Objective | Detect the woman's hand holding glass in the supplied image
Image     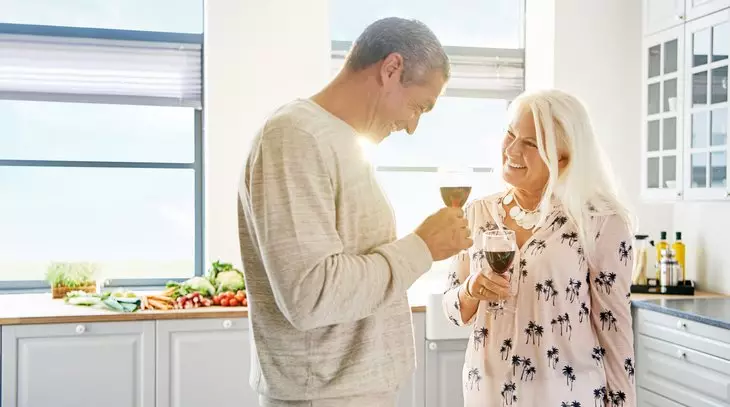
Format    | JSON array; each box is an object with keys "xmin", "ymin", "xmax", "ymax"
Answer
[{"xmin": 465, "ymin": 269, "xmax": 511, "ymax": 302}]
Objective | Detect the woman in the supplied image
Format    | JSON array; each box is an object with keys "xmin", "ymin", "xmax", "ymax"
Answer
[{"xmin": 442, "ymin": 89, "xmax": 636, "ymax": 407}]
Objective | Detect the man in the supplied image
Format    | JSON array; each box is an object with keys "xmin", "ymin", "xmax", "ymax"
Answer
[{"xmin": 237, "ymin": 17, "xmax": 472, "ymax": 407}]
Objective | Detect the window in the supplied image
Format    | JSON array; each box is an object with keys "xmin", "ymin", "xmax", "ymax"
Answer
[
  {"xmin": 0, "ymin": 0, "xmax": 203, "ymax": 33},
  {"xmin": 330, "ymin": 2, "xmax": 525, "ymax": 272},
  {"xmin": 330, "ymin": 0, "xmax": 523, "ymax": 49},
  {"xmin": 370, "ymin": 97, "xmax": 510, "ymax": 239},
  {"xmin": 0, "ymin": 4, "xmax": 203, "ymax": 289}
]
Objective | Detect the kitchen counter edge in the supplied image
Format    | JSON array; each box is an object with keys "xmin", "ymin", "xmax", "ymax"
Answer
[
  {"xmin": 0, "ymin": 293, "xmax": 428, "ymax": 325},
  {"xmin": 0, "ymin": 291, "xmax": 725, "ymax": 326},
  {"xmin": 631, "ymin": 296, "xmax": 730, "ymax": 330}
]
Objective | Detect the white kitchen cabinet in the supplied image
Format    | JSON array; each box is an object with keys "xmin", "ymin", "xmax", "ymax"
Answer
[
  {"xmin": 682, "ymin": 9, "xmax": 730, "ymax": 200},
  {"xmin": 641, "ymin": 5, "xmax": 730, "ymax": 202},
  {"xmin": 424, "ymin": 338, "xmax": 468, "ymax": 407},
  {"xmin": 0, "ymin": 313, "xmax": 430, "ymax": 407},
  {"xmin": 638, "ymin": 387, "xmax": 687, "ymax": 407},
  {"xmin": 643, "ymin": 0, "xmax": 686, "ymax": 35},
  {"xmin": 686, "ymin": 0, "xmax": 730, "ymax": 21},
  {"xmin": 156, "ymin": 317, "xmax": 259, "ymax": 407},
  {"xmin": 642, "ymin": 26, "xmax": 686, "ymax": 201},
  {"xmin": 1, "ymin": 321, "xmax": 155, "ymax": 407},
  {"xmin": 634, "ymin": 308, "xmax": 730, "ymax": 406},
  {"xmin": 397, "ymin": 312, "xmax": 426, "ymax": 407}
]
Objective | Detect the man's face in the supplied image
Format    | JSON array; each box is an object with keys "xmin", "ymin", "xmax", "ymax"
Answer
[{"xmin": 367, "ymin": 53, "xmax": 446, "ymax": 143}]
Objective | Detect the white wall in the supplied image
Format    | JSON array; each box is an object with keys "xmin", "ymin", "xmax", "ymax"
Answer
[
  {"xmin": 525, "ymin": 0, "xmax": 674, "ymax": 254},
  {"xmin": 673, "ymin": 203, "xmax": 730, "ymax": 293},
  {"xmin": 524, "ymin": 0, "xmax": 555, "ymax": 91},
  {"xmin": 203, "ymin": 0, "xmax": 331, "ymax": 269}
]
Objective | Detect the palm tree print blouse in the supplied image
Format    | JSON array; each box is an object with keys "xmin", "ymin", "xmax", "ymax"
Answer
[{"xmin": 442, "ymin": 194, "xmax": 636, "ymax": 407}]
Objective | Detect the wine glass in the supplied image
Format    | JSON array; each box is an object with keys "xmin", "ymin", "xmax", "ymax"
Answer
[
  {"xmin": 482, "ymin": 229, "xmax": 517, "ymax": 313},
  {"xmin": 438, "ymin": 167, "xmax": 473, "ymax": 208}
]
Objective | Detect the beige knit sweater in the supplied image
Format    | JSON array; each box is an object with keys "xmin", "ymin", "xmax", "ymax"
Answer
[{"xmin": 237, "ymin": 98, "xmax": 433, "ymax": 401}]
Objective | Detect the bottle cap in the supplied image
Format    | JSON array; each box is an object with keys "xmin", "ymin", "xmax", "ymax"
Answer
[
  {"xmin": 676, "ymin": 231, "xmax": 682, "ymax": 240},
  {"xmin": 660, "ymin": 231, "xmax": 667, "ymax": 240}
]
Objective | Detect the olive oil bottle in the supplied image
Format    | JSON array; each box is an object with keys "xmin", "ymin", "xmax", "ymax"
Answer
[
  {"xmin": 655, "ymin": 231, "xmax": 668, "ymax": 280},
  {"xmin": 673, "ymin": 231, "xmax": 686, "ymax": 283}
]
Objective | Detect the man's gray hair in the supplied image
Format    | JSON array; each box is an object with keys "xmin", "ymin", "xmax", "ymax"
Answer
[{"xmin": 345, "ymin": 17, "xmax": 450, "ymax": 84}]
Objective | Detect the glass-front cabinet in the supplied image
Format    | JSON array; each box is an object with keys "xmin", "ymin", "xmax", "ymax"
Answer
[
  {"xmin": 641, "ymin": 6, "xmax": 730, "ymax": 201},
  {"xmin": 642, "ymin": 27, "xmax": 685, "ymax": 201},
  {"xmin": 684, "ymin": 10, "xmax": 730, "ymax": 199},
  {"xmin": 686, "ymin": 0, "xmax": 730, "ymax": 21}
]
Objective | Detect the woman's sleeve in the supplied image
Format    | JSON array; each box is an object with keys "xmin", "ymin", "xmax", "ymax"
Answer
[
  {"xmin": 588, "ymin": 214, "xmax": 637, "ymax": 406},
  {"xmin": 441, "ymin": 204, "xmax": 477, "ymax": 326}
]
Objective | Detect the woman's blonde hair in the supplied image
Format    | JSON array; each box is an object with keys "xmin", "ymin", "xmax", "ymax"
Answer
[{"xmin": 507, "ymin": 89, "xmax": 634, "ymax": 265}]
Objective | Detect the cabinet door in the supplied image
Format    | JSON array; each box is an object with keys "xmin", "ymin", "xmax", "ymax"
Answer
[
  {"xmin": 424, "ymin": 339, "xmax": 467, "ymax": 407},
  {"xmin": 637, "ymin": 386, "xmax": 687, "ymax": 407},
  {"xmin": 683, "ymin": 9, "xmax": 730, "ymax": 200},
  {"xmin": 1, "ymin": 321, "xmax": 155, "ymax": 407},
  {"xmin": 686, "ymin": 0, "xmax": 730, "ymax": 22},
  {"xmin": 643, "ymin": 0, "xmax": 686, "ymax": 35},
  {"xmin": 637, "ymin": 334, "xmax": 730, "ymax": 405},
  {"xmin": 156, "ymin": 317, "xmax": 258, "ymax": 407},
  {"xmin": 397, "ymin": 312, "xmax": 425, "ymax": 407},
  {"xmin": 642, "ymin": 26, "xmax": 686, "ymax": 201}
]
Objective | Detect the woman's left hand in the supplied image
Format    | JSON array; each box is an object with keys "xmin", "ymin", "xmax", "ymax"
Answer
[{"xmin": 466, "ymin": 270, "xmax": 511, "ymax": 301}]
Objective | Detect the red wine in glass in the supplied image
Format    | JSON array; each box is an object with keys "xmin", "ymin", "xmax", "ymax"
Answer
[
  {"xmin": 482, "ymin": 229, "xmax": 517, "ymax": 313},
  {"xmin": 440, "ymin": 186, "xmax": 472, "ymax": 208},
  {"xmin": 486, "ymin": 250, "xmax": 515, "ymax": 274}
]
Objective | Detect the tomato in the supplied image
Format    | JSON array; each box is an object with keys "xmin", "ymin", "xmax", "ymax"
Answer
[
  {"xmin": 242, "ymin": 298, "xmax": 248, "ymax": 307},
  {"xmin": 236, "ymin": 290, "xmax": 244, "ymax": 297},
  {"xmin": 220, "ymin": 298, "xmax": 229, "ymax": 307},
  {"xmin": 229, "ymin": 298, "xmax": 239, "ymax": 307},
  {"xmin": 213, "ymin": 296, "xmax": 221, "ymax": 305},
  {"xmin": 234, "ymin": 293, "xmax": 245, "ymax": 303}
]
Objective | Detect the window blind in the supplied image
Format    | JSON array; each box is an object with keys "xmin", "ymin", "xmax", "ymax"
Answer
[
  {"xmin": 0, "ymin": 29, "xmax": 202, "ymax": 108},
  {"xmin": 331, "ymin": 40, "xmax": 524, "ymax": 100}
]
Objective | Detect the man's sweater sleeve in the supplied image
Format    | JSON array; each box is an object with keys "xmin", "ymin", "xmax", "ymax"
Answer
[{"xmin": 241, "ymin": 125, "xmax": 433, "ymax": 331}]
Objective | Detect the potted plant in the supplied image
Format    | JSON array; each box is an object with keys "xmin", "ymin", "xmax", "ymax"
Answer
[{"xmin": 45, "ymin": 262, "xmax": 98, "ymax": 299}]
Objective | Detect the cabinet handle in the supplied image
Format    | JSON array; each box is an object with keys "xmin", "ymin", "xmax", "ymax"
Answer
[
  {"xmin": 675, "ymin": 14, "xmax": 685, "ymax": 20},
  {"xmin": 222, "ymin": 319, "xmax": 232, "ymax": 329},
  {"xmin": 428, "ymin": 342, "xmax": 438, "ymax": 351},
  {"xmin": 75, "ymin": 325, "xmax": 86, "ymax": 334},
  {"xmin": 676, "ymin": 349, "xmax": 686, "ymax": 359},
  {"xmin": 676, "ymin": 191, "xmax": 682, "ymax": 197},
  {"xmin": 676, "ymin": 320, "xmax": 687, "ymax": 330}
]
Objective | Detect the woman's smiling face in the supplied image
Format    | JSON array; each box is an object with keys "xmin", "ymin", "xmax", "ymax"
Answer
[
  {"xmin": 501, "ymin": 108, "xmax": 549, "ymax": 193},
  {"xmin": 501, "ymin": 107, "xmax": 569, "ymax": 194}
]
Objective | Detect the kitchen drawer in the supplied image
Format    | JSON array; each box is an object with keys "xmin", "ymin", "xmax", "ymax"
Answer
[
  {"xmin": 2, "ymin": 321, "xmax": 155, "ymax": 407},
  {"xmin": 638, "ymin": 386, "xmax": 687, "ymax": 407},
  {"xmin": 637, "ymin": 308, "xmax": 730, "ymax": 361},
  {"xmin": 637, "ymin": 334, "xmax": 730, "ymax": 406}
]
